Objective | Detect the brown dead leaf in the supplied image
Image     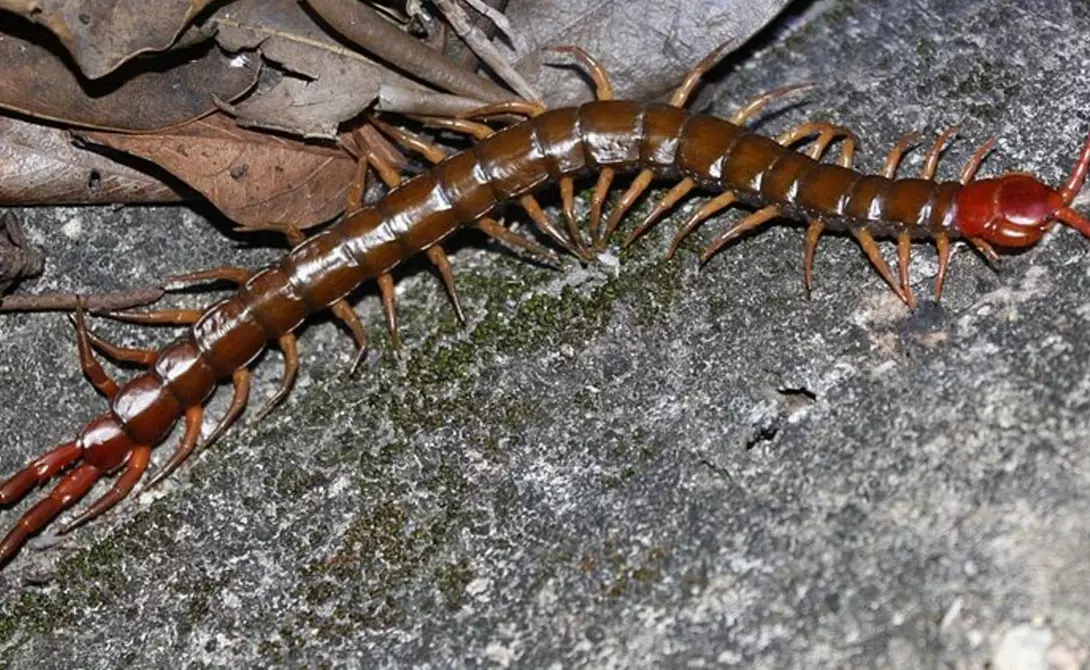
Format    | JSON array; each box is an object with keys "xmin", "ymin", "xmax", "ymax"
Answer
[
  {"xmin": 0, "ymin": 213, "xmax": 43, "ymax": 295},
  {"xmin": 0, "ymin": 116, "xmax": 183, "ymax": 204},
  {"xmin": 304, "ymin": 0, "xmax": 511, "ymax": 103},
  {"xmin": 78, "ymin": 112, "xmax": 358, "ymax": 229},
  {"xmin": 0, "ymin": 0, "xmax": 217, "ymax": 79},
  {"xmin": 205, "ymin": 0, "xmax": 463, "ymax": 139},
  {"xmin": 0, "ymin": 26, "xmax": 259, "ymax": 131}
]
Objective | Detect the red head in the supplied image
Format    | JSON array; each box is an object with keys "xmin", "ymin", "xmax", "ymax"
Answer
[{"xmin": 954, "ymin": 132, "xmax": 1090, "ymax": 248}]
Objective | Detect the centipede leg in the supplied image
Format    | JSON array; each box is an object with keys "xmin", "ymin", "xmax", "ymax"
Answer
[
  {"xmin": 457, "ymin": 99, "xmax": 547, "ymax": 119},
  {"xmin": 163, "ymin": 267, "xmax": 252, "ymax": 288},
  {"xmin": 599, "ymin": 43, "xmax": 747, "ymax": 249},
  {"xmin": 330, "ymin": 300, "xmax": 370, "ymax": 374},
  {"xmin": 0, "ymin": 463, "xmax": 100, "ymax": 563},
  {"xmin": 408, "ymin": 115, "xmax": 494, "ymax": 141},
  {"xmin": 777, "ymin": 122, "xmax": 858, "ymax": 163},
  {"xmin": 669, "ymin": 40, "xmax": 739, "ymax": 107},
  {"xmin": 426, "ymin": 246, "xmax": 465, "ymax": 324},
  {"xmin": 589, "ymin": 168, "xmax": 614, "ymax": 250},
  {"xmin": 559, "ymin": 177, "xmax": 583, "ymax": 247},
  {"xmin": 551, "ymin": 46, "xmax": 614, "ymax": 101},
  {"xmin": 549, "ymin": 46, "xmax": 621, "ymax": 252},
  {"xmin": 99, "ymin": 308, "xmax": 202, "ymax": 326},
  {"xmin": 74, "ymin": 302, "xmax": 120, "ymax": 399},
  {"xmin": 853, "ymin": 227, "xmax": 913, "ymax": 306},
  {"xmin": 59, "ymin": 445, "xmax": 151, "ymax": 533},
  {"xmin": 624, "ymin": 178, "xmax": 696, "ymax": 248},
  {"xmin": 731, "ymin": 83, "xmax": 817, "ymax": 126},
  {"xmin": 204, "ymin": 368, "xmax": 251, "ymax": 448},
  {"xmin": 920, "ymin": 127, "xmax": 965, "ymax": 301},
  {"xmin": 922, "ymin": 126, "xmax": 959, "ymax": 179},
  {"xmin": 519, "ymin": 194, "xmax": 588, "ymax": 259},
  {"xmin": 377, "ymin": 272, "xmax": 401, "ymax": 350},
  {"xmin": 967, "ymin": 236, "xmax": 1002, "ymax": 265},
  {"xmin": 897, "ymin": 232, "xmax": 914, "ymax": 305},
  {"xmin": 474, "ymin": 217, "xmax": 561, "ymax": 267},
  {"xmin": 882, "ymin": 133, "xmax": 923, "ymax": 178},
  {"xmin": 803, "ymin": 219, "xmax": 825, "ymax": 293},
  {"xmin": 143, "ymin": 405, "xmax": 203, "ymax": 491},
  {"xmin": 68, "ymin": 315, "xmax": 158, "ymax": 366},
  {"xmin": 601, "ymin": 167, "xmax": 655, "ymax": 247},
  {"xmin": 934, "ymin": 232, "xmax": 952, "ymax": 301},
  {"xmin": 370, "ymin": 116, "xmax": 448, "ymax": 164},
  {"xmin": 254, "ymin": 334, "xmax": 300, "ymax": 422},
  {"xmin": 0, "ymin": 440, "xmax": 82, "ymax": 505},
  {"xmin": 701, "ymin": 206, "xmax": 782, "ymax": 263},
  {"xmin": 880, "ymin": 134, "xmax": 925, "ymax": 304},
  {"xmin": 960, "ymin": 138, "xmax": 997, "ymax": 184},
  {"xmin": 668, "ymin": 191, "xmax": 738, "ymax": 258}
]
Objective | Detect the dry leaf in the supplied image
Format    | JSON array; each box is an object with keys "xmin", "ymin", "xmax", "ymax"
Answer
[
  {"xmin": 0, "ymin": 26, "xmax": 259, "ymax": 131},
  {"xmin": 206, "ymin": 0, "xmax": 433, "ymax": 139},
  {"xmin": 503, "ymin": 0, "xmax": 793, "ymax": 106},
  {"xmin": 305, "ymin": 0, "xmax": 510, "ymax": 103},
  {"xmin": 0, "ymin": 116, "xmax": 184, "ymax": 204},
  {"xmin": 78, "ymin": 112, "xmax": 358, "ymax": 229},
  {"xmin": 0, "ymin": 0, "xmax": 217, "ymax": 79},
  {"xmin": 0, "ymin": 213, "xmax": 43, "ymax": 295}
]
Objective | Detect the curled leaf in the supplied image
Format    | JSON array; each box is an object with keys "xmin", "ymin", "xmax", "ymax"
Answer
[
  {"xmin": 0, "ymin": 0, "xmax": 218, "ymax": 78},
  {"xmin": 0, "ymin": 212, "xmax": 43, "ymax": 295},
  {"xmin": 305, "ymin": 0, "xmax": 511, "ymax": 103},
  {"xmin": 78, "ymin": 112, "xmax": 358, "ymax": 229},
  {"xmin": 0, "ymin": 115, "xmax": 184, "ymax": 204},
  {"xmin": 207, "ymin": 0, "xmax": 469, "ymax": 139},
  {"xmin": 0, "ymin": 27, "xmax": 259, "ymax": 131}
]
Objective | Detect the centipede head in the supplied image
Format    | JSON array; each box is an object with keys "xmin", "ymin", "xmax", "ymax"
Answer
[{"xmin": 954, "ymin": 131, "xmax": 1090, "ymax": 248}]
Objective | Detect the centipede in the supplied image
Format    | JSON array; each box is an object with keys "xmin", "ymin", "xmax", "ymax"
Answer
[{"xmin": 2, "ymin": 42, "xmax": 1089, "ymax": 567}]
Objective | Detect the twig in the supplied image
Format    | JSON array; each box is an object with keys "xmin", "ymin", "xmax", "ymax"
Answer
[
  {"xmin": 431, "ymin": 0, "xmax": 540, "ymax": 102},
  {"xmin": 0, "ymin": 287, "xmax": 165, "ymax": 313},
  {"xmin": 460, "ymin": 0, "xmax": 527, "ymax": 54},
  {"xmin": 304, "ymin": 0, "xmax": 511, "ymax": 103}
]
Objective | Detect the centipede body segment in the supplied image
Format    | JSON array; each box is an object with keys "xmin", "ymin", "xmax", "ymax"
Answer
[{"xmin": 3, "ymin": 43, "xmax": 1090, "ymax": 565}]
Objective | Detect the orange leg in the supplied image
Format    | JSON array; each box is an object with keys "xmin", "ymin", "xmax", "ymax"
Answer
[
  {"xmin": 59, "ymin": 445, "xmax": 151, "ymax": 533},
  {"xmin": 74, "ymin": 302, "xmax": 120, "ymax": 399},
  {"xmin": 700, "ymin": 206, "xmax": 782, "ymax": 263},
  {"xmin": 143, "ymin": 404, "xmax": 204, "ymax": 491},
  {"xmin": 474, "ymin": 217, "xmax": 561, "ymax": 267},
  {"xmin": 204, "ymin": 368, "xmax": 251, "ymax": 448},
  {"xmin": 803, "ymin": 219, "xmax": 826, "ymax": 293},
  {"xmin": 254, "ymin": 334, "xmax": 300, "ymax": 421},
  {"xmin": 667, "ymin": 192, "xmax": 739, "ymax": 258},
  {"xmin": 0, "ymin": 463, "xmax": 100, "ymax": 563},
  {"xmin": 0, "ymin": 440, "xmax": 82, "ymax": 506}
]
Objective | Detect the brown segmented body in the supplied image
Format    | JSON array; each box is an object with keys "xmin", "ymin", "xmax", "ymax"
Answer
[{"xmin": 4, "ymin": 48, "xmax": 1090, "ymax": 564}]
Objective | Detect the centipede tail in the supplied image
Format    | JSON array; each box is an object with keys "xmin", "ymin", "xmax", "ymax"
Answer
[{"xmin": 5, "ymin": 44, "xmax": 1090, "ymax": 565}]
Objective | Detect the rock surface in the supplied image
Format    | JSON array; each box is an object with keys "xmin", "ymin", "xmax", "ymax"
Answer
[{"xmin": 1, "ymin": 0, "xmax": 1089, "ymax": 667}]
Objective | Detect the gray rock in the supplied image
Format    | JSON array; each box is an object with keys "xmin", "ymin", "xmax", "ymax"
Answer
[{"xmin": 1, "ymin": 0, "xmax": 1089, "ymax": 667}]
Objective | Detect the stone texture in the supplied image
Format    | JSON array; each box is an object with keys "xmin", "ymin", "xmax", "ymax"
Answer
[{"xmin": 1, "ymin": 0, "xmax": 1089, "ymax": 667}]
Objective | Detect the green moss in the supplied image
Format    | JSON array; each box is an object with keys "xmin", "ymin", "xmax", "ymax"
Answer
[{"xmin": 435, "ymin": 558, "xmax": 475, "ymax": 611}]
